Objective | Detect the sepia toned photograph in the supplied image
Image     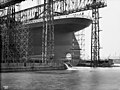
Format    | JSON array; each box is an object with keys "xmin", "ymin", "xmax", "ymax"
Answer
[{"xmin": 0, "ymin": 0, "xmax": 120, "ymax": 90}]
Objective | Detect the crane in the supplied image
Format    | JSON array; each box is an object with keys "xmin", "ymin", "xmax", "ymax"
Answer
[{"xmin": 0, "ymin": 0, "xmax": 107, "ymax": 67}]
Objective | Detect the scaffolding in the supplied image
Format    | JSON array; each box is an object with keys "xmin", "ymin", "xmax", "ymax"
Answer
[
  {"xmin": 72, "ymin": 29, "xmax": 85, "ymax": 61},
  {"xmin": 0, "ymin": 9, "xmax": 5, "ymax": 62},
  {"xmin": 79, "ymin": 29, "xmax": 85, "ymax": 60},
  {"xmin": 0, "ymin": 0, "xmax": 107, "ymax": 68},
  {"xmin": 15, "ymin": 23, "xmax": 30, "ymax": 63},
  {"xmin": 42, "ymin": 0, "xmax": 54, "ymax": 63},
  {"xmin": 90, "ymin": 0, "xmax": 106, "ymax": 67},
  {"xmin": 91, "ymin": 8, "xmax": 100, "ymax": 67},
  {"xmin": 71, "ymin": 31, "xmax": 81, "ymax": 63},
  {"xmin": 1, "ymin": 5, "xmax": 17, "ymax": 63},
  {"xmin": 0, "ymin": 5, "xmax": 31, "ymax": 65}
]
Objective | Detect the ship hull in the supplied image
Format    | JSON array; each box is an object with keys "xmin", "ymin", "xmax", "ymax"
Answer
[
  {"xmin": 1, "ymin": 15, "xmax": 92, "ymax": 72},
  {"xmin": 28, "ymin": 15, "xmax": 92, "ymax": 66}
]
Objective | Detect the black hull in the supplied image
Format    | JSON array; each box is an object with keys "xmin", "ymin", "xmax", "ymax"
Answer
[
  {"xmin": 28, "ymin": 15, "xmax": 92, "ymax": 66},
  {"xmin": 1, "ymin": 15, "xmax": 92, "ymax": 71}
]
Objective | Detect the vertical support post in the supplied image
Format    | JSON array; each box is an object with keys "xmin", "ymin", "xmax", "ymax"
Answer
[
  {"xmin": 42, "ymin": 0, "xmax": 54, "ymax": 64},
  {"xmin": 42, "ymin": 0, "xmax": 46, "ymax": 63},
  {"xmin": 91, "ymin": 8, "xmax": 100, "ymax": 67},
  {"xmin": 72, "ymin": 31, "xmax": 75, "ymax": 63},
  {"xmin": 0, "ymin": 18, "xmax": 2, "ymax": 65}
]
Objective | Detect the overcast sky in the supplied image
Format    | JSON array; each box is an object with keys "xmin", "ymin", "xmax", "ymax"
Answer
[
  {"xmin": 20, "ymin": 0, "xmax": 120, "ymax": 59},
  {"xmin": 102, "ymin": 0, "xmax": 120, "ymax": 59}
]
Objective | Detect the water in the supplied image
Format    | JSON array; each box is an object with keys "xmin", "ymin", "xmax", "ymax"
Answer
[{"xmin": 1, "ymin": 67, "xmax": 120, "ymax": 90}]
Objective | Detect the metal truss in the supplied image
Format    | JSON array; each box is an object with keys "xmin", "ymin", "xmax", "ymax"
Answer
[
  {"xmin": 15, "ymin": 23, "xmax": 30, "ymax": 63},
  {"xmin": 91, "ymin": 8, "xmax": 100, "ymax": 67},
  {"xmin": 0, "ymin": 0, "xmax": 107, "ymax": 23},
  {"xmin": 1, "ymin": 5, "xmax": 16, "ymax": 63},
  {"xmin": 73, "ymin": 28, "xmax": 85, "ymax": 61},
  {"xmin": 1, "ymin": 5, "xmax": 31, "ymax": 64},
  {"xmin": 91, "ymin": 0, "xmax": 105, "ymax": 67},
  {"xmin": 0, "ymin": 0, "xmax": 107, "ymax": 66},
  {"xmin": 42, "ymin": 0, "xmax": 54, "ymax": 63}
]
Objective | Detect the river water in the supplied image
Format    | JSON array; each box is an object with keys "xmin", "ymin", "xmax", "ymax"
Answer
[{"xmin": 1, "ymin": 67, "xmax": 120, "ymax": 90}]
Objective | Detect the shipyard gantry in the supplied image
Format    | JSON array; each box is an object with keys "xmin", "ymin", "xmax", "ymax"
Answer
[{"xmin": 0, "ymin": 0, "xmax": 107, "ymax": 71}]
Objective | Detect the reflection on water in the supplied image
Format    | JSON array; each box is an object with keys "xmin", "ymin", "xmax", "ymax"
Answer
[{"xmin": 1, "ymin": 67, "xmax": 120, "ymax": 90}]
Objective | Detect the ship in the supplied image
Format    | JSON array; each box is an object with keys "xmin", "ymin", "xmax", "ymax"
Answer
[
  {"xmin": 1, "ymin": 1, "xmax": 92, "ymax": 71},
  {"xmin": 1, "ymin": 14, "xmax": 92, "ymax": 72},
  {"xmin": 27, "ymin": 14, "xmax": 92, "ymax": 66}
]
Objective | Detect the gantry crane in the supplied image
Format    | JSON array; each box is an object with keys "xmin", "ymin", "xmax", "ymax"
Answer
[{"xmin": 0, "ymin": 0, "xmax": 107, "ymax": 67}]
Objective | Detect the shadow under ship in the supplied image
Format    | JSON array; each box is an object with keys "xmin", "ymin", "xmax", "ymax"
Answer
[{"xmin": 1, "ymin": 14, "xmax": 92, "ymax": 72}]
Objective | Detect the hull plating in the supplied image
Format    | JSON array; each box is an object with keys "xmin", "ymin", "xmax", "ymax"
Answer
[{"xmin": 28, "ymin": 15, "xmax": 92, "ymax": 65}]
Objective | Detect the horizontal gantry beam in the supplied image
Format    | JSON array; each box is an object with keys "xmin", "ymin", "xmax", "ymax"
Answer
[{"xmin": 0, "ymin": 0, "xmax": 107, "ymax": 22}]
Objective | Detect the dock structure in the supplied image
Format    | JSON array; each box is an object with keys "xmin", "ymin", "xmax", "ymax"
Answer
[{"xmin": 0, "ymin": 0, "xmax": 107, "ymax": 71}]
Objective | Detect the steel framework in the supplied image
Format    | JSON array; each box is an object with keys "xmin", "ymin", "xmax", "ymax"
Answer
[
  {"xmin": 42, "ymin": 0, "xmax": 54, "ymax": 63},
  {"xmin": 2, "ymin": 5, "xmax": 17, "ymax": 63},
  {"xmin": 0, "ymin": 0, "xmax": 107, "ymax": 67},
  {"xmin": 0, "ymin": 4, "xmax": 31, "ymax": 64},
  {"xmin": 72, "ymin": 31, "xmax": 81, "ymax": 63},
  {"xmin": 72, "ymin": 26, "xmax": 85, "ymax": 63},
  {"xmin": 91, "ymin": 8, "xmax": 100, "ymax": 67},
  {"xmin": 90, "ymin": 0, "xmax": 106, "ymax": 67}
]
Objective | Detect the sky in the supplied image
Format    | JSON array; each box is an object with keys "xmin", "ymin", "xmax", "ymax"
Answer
[
  {"xmin": 19, "ymin": 0, "xmax": 120, "ymax": 59},
  {"xmin": 101, "ymin": 0, "xmax": 120, "ymax": 59}
]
